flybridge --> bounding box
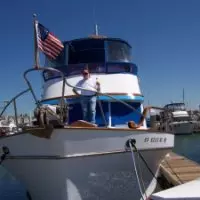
[45,37,132,68]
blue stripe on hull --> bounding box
[41,95,144,105]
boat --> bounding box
[0,118,17,136]
[0,24,174,200]
[150,178,200,200]
[159,103,194,134]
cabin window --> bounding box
[67,63,106,76]
[106,40,131,62]
[43,63,106,81]
[173,116,190,122]
[68,39,105,64]
[43,69,63,80]
[45,49,65,67]
[107,63,137,74]
[67,64,85,76]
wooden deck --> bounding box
[160,152,200,186]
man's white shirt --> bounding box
[75,78,98,96]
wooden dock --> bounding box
[160,152,200,187]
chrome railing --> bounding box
[0,67,146,130]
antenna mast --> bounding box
[93,0,99,36]
[94,24,99,36]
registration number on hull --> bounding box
[144,137,167,143]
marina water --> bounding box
[173,133,200,163]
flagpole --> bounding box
[33,13,40,69]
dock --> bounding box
[159,152,200,187]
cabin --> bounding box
[40,35,145,128]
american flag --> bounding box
[35,22,64,60]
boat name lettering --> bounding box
[144,137,167,143]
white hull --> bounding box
[0,128,174,200]
[169,122,194,135]
[43,74,141,100]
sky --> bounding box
[0,0,200,114]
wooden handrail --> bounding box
[128,106,164,129]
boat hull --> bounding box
[169,122,194,135]
[0,128,174,200]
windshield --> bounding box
[106,40,131,62]
[44,39,132,67]
[173,116,191,121]
[165,103,186,111]
[68,39,105,64]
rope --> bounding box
[97,95,107,127]
[136,150,148,197]
[128,139,173,199]
[129,140,146,200]
[133,144,164,188]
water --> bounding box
[173,133,200,163]
[0,165,28,199]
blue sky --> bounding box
[0,0,200,114]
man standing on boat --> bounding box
[73,68,100,124]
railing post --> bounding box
[108,102,112,127]
[13,99,19,131]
